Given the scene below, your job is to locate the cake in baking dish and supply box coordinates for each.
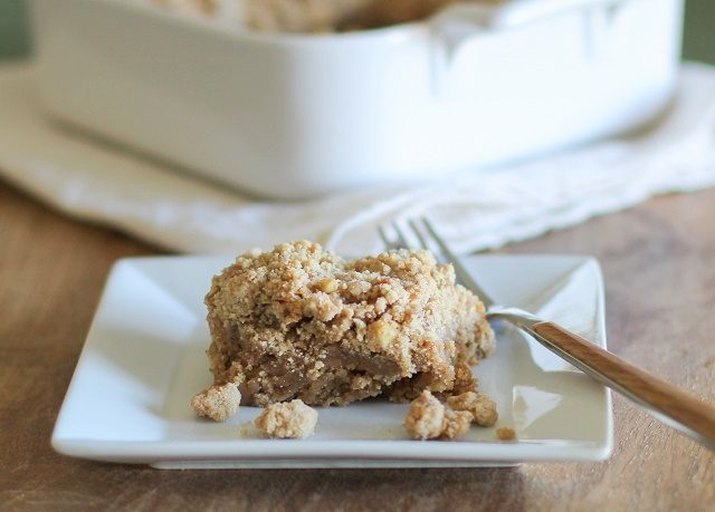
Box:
[145,0,503,33]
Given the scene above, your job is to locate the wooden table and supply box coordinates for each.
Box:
[1,179,713,511]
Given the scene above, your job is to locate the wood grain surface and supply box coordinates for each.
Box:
[0,180,714,511]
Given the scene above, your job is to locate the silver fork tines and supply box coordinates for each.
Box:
[380,218,496,307]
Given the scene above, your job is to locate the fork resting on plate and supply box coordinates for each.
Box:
[379,218,715,451]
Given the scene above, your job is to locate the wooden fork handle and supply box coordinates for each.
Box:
[526,321,715,449]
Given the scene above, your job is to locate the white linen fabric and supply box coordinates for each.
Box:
[1,62,714,256]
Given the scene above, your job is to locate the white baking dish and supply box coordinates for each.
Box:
[30,0,683,199]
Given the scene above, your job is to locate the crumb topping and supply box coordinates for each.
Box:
[452,361,480,395]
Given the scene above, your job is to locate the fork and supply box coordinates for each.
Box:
[379,218,715,451]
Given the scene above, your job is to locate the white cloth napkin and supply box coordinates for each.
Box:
[2,62,715,256]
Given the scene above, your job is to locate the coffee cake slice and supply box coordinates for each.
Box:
[204,241,494,406]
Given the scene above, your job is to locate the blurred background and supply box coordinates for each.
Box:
[0,0,714,63]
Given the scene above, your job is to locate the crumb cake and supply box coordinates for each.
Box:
[204,241,494,407]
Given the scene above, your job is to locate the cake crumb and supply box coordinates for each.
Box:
[446,391,498,427]
[404,390,446,440]
[404,390,473,440]
[440,409,472,440]
[254,399,318,439]
[496,427,517,441]
[190,382,241,422]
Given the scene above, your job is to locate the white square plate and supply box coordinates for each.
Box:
[52,254,613,468]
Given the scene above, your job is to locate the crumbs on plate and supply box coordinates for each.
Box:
[190,381,241,422]
[496,427,517,441]
[191,240,498,441]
